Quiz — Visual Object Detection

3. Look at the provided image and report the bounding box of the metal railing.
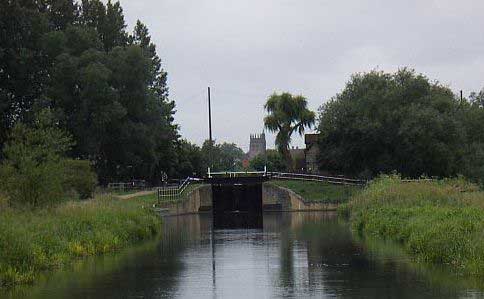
[207,167,268,178]
[157,177,196,202]
[268,172,367,186]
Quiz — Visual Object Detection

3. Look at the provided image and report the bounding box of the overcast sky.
[119,0,484,151]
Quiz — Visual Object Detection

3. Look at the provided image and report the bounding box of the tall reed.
[344,175,484,275]
[0,194,161,288]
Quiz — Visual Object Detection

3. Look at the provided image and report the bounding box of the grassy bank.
[0,194,161,288]
[269,180,361,203]
[342,176,484,275]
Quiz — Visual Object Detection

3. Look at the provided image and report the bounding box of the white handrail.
[157,177,196,201]
[269,172,366,183]
[269,172,367,185]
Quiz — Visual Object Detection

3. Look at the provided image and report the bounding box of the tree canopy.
[201,140,245,172]
[264,92,315,170]
[0,0,178,184]
[317,68,475,179]
[249,150,286,172]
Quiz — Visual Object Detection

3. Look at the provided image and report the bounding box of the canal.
[3,212,483,298]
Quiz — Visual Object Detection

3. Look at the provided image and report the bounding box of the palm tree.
[264,92,315,170]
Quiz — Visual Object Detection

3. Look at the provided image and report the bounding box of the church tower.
[247,132,266,159]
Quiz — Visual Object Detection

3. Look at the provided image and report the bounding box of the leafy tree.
[38,4,177,184]
[174,140,204,178]
[249,149,286,172]
[0,110,74,208]
[459,90,484,184]
[317,69,464,178]
[0,0,50,154]
[201,140,245,172]
[45,0,78,31]
[62,159,98,199]
[264,92,315,170]
[0,0,179,185]
[102,0,127,51]
[470,89,484,108]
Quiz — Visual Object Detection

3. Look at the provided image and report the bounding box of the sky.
[118,0,484,151]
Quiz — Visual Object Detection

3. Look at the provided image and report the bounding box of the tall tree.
[317,69,464,178]
[0,0,180,184]
[45,0,78,30]
[174,140,204,178]
[264,92,315,170]
[102,0,127,51]
[201,140,245,172]
[0,0,50,155]
[460,89,484,184]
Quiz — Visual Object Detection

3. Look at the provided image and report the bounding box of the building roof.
[305,133,319,145]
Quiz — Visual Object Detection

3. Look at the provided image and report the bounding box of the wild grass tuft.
[346,175,484,275]
[0,194,161,288]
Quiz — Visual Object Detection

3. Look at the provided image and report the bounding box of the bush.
[62,159,98,199]
[0,111,74,208]
[0,158,65,208]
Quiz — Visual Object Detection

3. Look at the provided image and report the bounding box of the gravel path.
[116,190,155,200]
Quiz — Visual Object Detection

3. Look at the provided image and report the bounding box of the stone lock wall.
[262,183,339,211]
[158,183,338,216]
[158,185,212,215]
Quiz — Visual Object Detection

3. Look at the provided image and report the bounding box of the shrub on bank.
[0,112,74,208]
[62,159,98,199]
[0,195,161,288]
[345,175,484,275]
[0,111,98,207]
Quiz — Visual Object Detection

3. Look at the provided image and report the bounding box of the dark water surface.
[3,212,484,298]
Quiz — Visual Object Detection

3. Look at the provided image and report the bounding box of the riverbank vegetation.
[0,118,161,288]
[0,194,161,288]
[269,180,361,203]
[342,175,484,275]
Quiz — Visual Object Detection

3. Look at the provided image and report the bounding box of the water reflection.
[2,212,483,298]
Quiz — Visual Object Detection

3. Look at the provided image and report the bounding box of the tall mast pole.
[208,87,212,144]
[208,87,213,170]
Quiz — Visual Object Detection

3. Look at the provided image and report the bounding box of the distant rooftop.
[305,133,319,145]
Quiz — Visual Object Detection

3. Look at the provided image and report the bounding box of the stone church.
[247,132,266,159]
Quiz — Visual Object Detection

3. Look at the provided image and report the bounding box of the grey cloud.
[119,0,484,150]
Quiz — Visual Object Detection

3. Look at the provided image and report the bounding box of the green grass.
[269,180,362,203]
[0,194,161,288]
[343,175,484,276]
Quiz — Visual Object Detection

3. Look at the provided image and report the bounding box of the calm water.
[3,212,484,299]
